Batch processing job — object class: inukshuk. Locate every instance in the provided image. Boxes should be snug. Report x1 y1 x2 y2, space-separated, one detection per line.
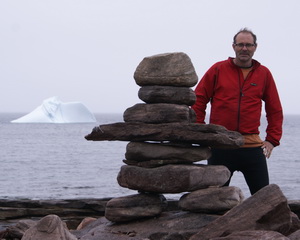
85 52 245 223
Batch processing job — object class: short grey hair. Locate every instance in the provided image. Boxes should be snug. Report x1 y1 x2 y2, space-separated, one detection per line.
233 28 257 45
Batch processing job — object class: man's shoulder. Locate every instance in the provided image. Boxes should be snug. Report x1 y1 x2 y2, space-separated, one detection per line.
210 58 232 69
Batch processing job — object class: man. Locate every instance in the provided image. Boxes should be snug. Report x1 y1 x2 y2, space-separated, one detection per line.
192 28 283 195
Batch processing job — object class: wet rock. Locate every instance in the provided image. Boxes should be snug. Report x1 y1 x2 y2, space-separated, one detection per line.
21 214 77 240
138 85 196 105
85 122 244 149
189 184 293 240
134 52 198 87
125 141 211 163
123 103 196 123
117 164 230 193
105 193 166 222
179 186 244 213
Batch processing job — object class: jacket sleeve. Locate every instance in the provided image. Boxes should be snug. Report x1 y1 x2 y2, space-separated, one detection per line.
192 65 217 124
262 69 283 147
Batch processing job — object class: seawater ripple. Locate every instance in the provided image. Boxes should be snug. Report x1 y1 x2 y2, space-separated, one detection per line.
0 113 299 200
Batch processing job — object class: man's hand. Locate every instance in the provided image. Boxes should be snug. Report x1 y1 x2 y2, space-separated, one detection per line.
262 141 274 158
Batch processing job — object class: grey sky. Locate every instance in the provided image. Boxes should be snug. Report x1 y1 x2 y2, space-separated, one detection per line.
1 0 299 115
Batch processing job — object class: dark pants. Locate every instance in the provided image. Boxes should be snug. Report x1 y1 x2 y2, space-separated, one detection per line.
208 147 269 195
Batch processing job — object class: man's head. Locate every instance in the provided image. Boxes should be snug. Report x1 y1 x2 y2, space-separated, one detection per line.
232 28 257 67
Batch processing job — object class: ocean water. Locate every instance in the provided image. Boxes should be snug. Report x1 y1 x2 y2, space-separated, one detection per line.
0 113 299 200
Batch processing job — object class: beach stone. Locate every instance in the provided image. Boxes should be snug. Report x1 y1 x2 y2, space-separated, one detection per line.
189 184 293 240
123 103 196 123
138 85 196 105
105 193 166 222
179 186 244 213
125 141 211 163
21 214 77 240
289 229 300 240
85 122 244 149
76 217 97 230
117 164 230 193
134 52 198 87
6 220 36 239
210 230 289 240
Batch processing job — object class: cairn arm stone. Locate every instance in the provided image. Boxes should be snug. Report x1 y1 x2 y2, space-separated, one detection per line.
189 184 293 240
85 122 244 148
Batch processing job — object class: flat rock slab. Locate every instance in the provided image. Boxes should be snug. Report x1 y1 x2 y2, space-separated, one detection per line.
125 141 211 162
210 230 289 240
72 211 219 240
105 193 166 222
123 103 196 123
134 52 198 87
189 184 293 240
85 122 244 148
0 198 109 221
138 85 196 105
117 164 230 193
179 186 244 213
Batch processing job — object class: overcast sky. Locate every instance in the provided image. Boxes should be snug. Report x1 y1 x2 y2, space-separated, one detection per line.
1 0 299 115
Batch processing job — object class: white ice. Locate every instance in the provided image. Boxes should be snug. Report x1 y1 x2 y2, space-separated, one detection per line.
11 96 96 123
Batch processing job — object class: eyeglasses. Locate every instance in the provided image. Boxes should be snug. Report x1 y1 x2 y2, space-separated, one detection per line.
234 43 256 49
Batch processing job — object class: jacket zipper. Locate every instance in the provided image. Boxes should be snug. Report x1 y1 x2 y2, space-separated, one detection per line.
237 70 242 132
237 68 253 132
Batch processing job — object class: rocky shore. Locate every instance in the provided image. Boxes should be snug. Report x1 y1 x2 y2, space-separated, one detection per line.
1 195 300 239
2 52 300 239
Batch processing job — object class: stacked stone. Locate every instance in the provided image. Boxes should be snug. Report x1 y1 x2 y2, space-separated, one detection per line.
85 52 245 223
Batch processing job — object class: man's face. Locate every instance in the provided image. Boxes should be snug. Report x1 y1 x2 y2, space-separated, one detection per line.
232 32 257 63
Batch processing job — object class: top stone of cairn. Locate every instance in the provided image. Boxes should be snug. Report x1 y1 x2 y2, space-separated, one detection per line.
134 52 198 87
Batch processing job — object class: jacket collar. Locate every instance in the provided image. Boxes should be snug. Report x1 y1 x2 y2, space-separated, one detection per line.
228 57 261 70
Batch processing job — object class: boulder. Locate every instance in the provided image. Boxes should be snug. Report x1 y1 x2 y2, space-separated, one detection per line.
289 229 300 240
85 122 244 149
179 186 244 213
138 85 196 105
290 212 300 233
6 220 36 239
210 230 289 240
125 141 211 163
21 214 77 240
105 193 166 222
123 103 196 123
134 52 198 87
117 164 230 193
189 184 293 240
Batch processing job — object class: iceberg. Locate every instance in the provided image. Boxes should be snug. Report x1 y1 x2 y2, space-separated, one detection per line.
11 96 96 123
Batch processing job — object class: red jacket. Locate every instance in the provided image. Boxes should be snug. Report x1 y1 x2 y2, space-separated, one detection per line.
192 57 283 147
